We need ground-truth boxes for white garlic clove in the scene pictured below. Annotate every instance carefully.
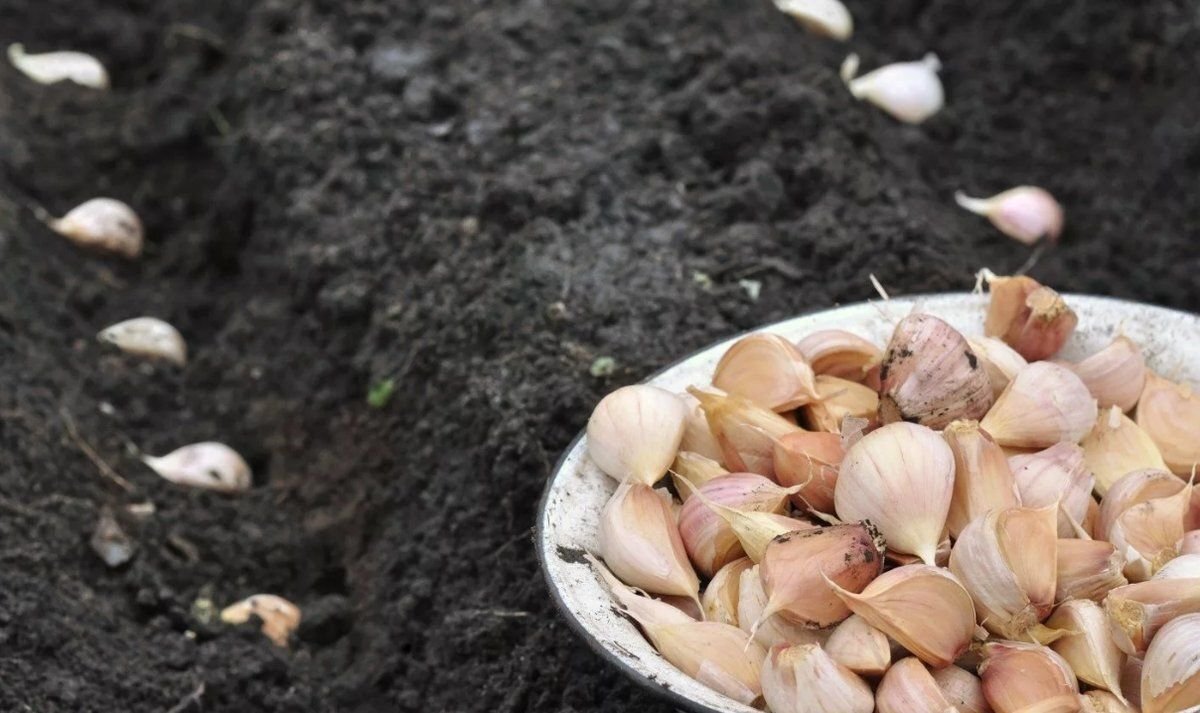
[220,594,301,647]
[955,186,1064,245]
[737,564,830,650]
[1080,690,1137,713]
[1099,469,1184,539]
[1136,372,1200,476]
[825,614,891,677]
[979,641,1080,713]
[967,336,1028,398]
[689,387,801,477]
[587,385,687,485]
[943,420,1020,539]
[795,329,882,384]
[1081,407,1168,496]
[843,53,944,124]
[984,275,1078,361]
[1154,554,1200,580]
[712,333,819,412]
[980,361,1098,448]
[142,442,251,493]
[97,317,187,367]
[7,43,109,89]
[1106,482,1190,582]
[761,643,875,713]
[1046,599,1127,701]
[702,557,752,626]
[801,375,879,433]
[876,657,956,713]
[879,314,994,429]
[772,0,853,40]
[1056,538,1128,604]
[1009,442,1096,537]
[1103,577,1200,656]
[599,482,699,603]
[1067,336,1147,412]
[773,430,844,515]
[1142,613,1200,713]
[1180,530,1200,555]
[49,198,143,259]
[931,665,990,713]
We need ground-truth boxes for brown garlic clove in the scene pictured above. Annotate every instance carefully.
[1104,578,1200,656]
[876,657,956,713]
[801,375,879,433]
[1067,336,1147,412]
[795,329,882,384]
[825,614,891,677]
[1046,600,1127,701]
[984,275,1078,361]
[980,361,1098,448]
[1009,442,1096,537]
[762,643,874,713]
[599,482,699,603]
[967,336,1028,398]
[931,665,991,713]
[1056,538,1128,604]
[1081,406,1168,496]
[49,198,143,259]
[220,594,301,647]
[773,430,843,514]
[737,564,831,650]
[1136,372,1200,476]
[676,473,795,577]
[979,641,1080,713]
[587,385,688,485]
[689,388,801,477]
[702,557,753,627]
[712,333,819,412]
[943,420,1020,539]
[1141,613,1200,713]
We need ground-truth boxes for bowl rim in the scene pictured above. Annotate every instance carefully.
[534,290,1198,713]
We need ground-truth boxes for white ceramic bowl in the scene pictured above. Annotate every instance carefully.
[536,292,1198,713]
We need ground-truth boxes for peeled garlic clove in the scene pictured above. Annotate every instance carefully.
[1137,372,1200,476]
[1081,407,1168,495]
[828,564,976,668]
[843,53,944,124]
[1080,690,1137,713]
[802,375,879,433]
[599,482,699,602]
[931,665,991,713]
[949,505,1059,640]
[876,657,956,713]
[98,317,187,367]
[1107,484,1190,582]
[1066,336,1147,412]
[762,643,875,713]
[677,473,794,577]
[980,362,1097,448]
[7,43,109,88]
[712,333,819,412]
[979,641,1080,713]
[142,442,251,492]
[878,314,994,429]
[836,422,954,565]
[955,186,1064,245]
[984,275,1078,361]
[967,336,1029,398]
[1154,554,1200,580]
[670,451,728,499]
[773,431,843,514]
[772,0,852,40]
[738,564,830,649]
[825,614,891,677]
[795,329,882,384]
[690,387,800,476]
[220,594,301,647]
[587,385,687,485]
[1047,600,1127,700]
[1103,578,1200,656]
[1056,539,1128,604]
[1009,442,1096,537]
[703,557,752,626]
[49,198,144,259]
[944,420,1020,538]
[1100,469,1184,539]
[1141,613,1200,713]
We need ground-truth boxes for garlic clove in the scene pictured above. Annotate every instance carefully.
[142,442,251,493]
[1141,613,1200,713]
[772,0,853,40]
[1103,578,1200,656]
[980,361,1098,448]
[773,430,843,514]
[679,392,726,462]
[679,478,814,563]
[1121,657,1145,711]
[949,505,1059,640]
[967,336,1029,398]
[984,275,1078,361]
[955,186,1064,245]
[670,451,728,499]
[1136,372,1200,476]
[1100,469,1184,539]
[599,483,699,602]
[885,537,952,568]
[878,314,994,429]
[1046,599,1127,701]
[931,665,991,713]
[828,564,976,668]
[689,387,801,477]
[49,198,144,259]
[836,421,955,565]
[587,385,687,485]
[737,564,830,649]
[944,420,1020,538]
[1066,336,1147,412]
[677,473,795,577]
[703,557,753,626]
[1153,554,1200,580]
[1081,407,1168,495]
[801,375,879,433]
[843,53,944,124]
[1107,483,1190,582]
[712,333,819,412]
[1181,530,1200,555]
[761,643,875,713]
[220,594,301,647]
[7,43,109,89]
[979,641,1080,713]
[1080,690,1137,713]
[1009,442,1096,537]
[825,614,891,677]
[1056,538,1128,604]
[98,317,187,367]
[795,329,882,384]
[876,657,956,713]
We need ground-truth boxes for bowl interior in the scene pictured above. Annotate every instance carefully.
[536,292,1199,713]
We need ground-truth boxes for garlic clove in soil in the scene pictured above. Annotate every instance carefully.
[1141,613,1200,713]
[980,361,1098,448]
[979,641,1080,713]
[676,473,795,577]
[689,387,801,477]
[878,313,994,429]
[1099,469,1185,540]
[943,419,1020,539]
[772,0,853,41]
[875,657,956,713]
[679,392,726,463]
[1103,577,1200,656]
[702,557,753,626]
[587,385,687,485]
[220,594,301,647]
[711,333,819,412]
[836,422,955,565]
[1082,407,1168,495]
[795,329,882,384]
[1046,599,1127,701]
[599,482,699,602]
[761,643,875,713]
[931,665,990,713]
[984,274,1078,361]
[7,43,109,88]
[824,614,891,677]
[801,375,879,433]
[955,186,1064,245]
[670,451,728,499]
[49,198,144,259]
[97,317,187,367]
[737,564,830,649]
[1055,538,1128,604]
[773,430,843,515]
[1067,336,1147,412]
[1136,372,1200,476]
[967,336,1028,398]
[1009,442,1096,537]
[842,53,944,124]
[142,442,251,493]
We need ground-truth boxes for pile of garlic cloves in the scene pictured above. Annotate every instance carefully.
[584,276,1200,713]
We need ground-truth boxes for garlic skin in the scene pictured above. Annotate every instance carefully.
[761,643,875,713]
[98,317,187,367]
[587,385,687,485]
[772,0,853,40]
[1055,539,1128,604]
[670,451,728,499]
[1080,691,1137,713]
[1136,372,1200,476]
[931,666,991,713]
[1141,613,1200,713]
[142,442,251,492]
[1082,407,1168,496]
[1099,469,1185,540]
[944,420,1020,538]
[712,333,819,412]
[1180,530,1200,555]
[795,329,882,384]
[1155,554,1200,580]
[702,557,752,626]
[738,564,830,649]
[836,422,954,565]
[967,336,1029,398]
[690,388,800,477]
[843,53,944,124]
[1067,336,1147,412]
[220,594,301,647]
[7,43,109,89]
[677,473,793,577]
[599,483,699,602]
[979,641,1080,713]
[825,614,891,677]
[980,362,1098,448]
[802,375,879,433]
[679,392,725,462]
[774,431,843,514]
[1106,483,1190,582]
[1009,442,1096,537]
[876,657,955,713]
[955,186,1064,245]
[1103,578,1200,656]
[878,314,994,429]
[50,198,144,259]
[984,275,1078,361]
[1046,600,1127,700]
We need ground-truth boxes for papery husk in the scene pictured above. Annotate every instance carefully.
[875,657,955,713]
[679,392,726,462]
[968,336,1028,399]
[802,375,880,433]
[670,451,728,499]
[702,557,753,626]
[1046,600,1127,701]
[1107,483,1191,582]
[599,482,700,602]
[1121,657,1144,711]
[1081,406,1168,495]
[1141,613,1200,713]
[676,473,794,577]
[1009,442,1094,538]
[1137,372,1200,476]
[944,420,1020,538]
[1103,577,1200,656]
[1055,539,1128,603]
[1079,690,1136,713]
[795,329,882,384]
[690,387,802,477]
[712,333,820,411]
[980,362,1098,448]
[762,643,875,713]
[1068,336,1146,412]
[979,640,1081,713]
[825,614,891,677]
[773,430,843,514]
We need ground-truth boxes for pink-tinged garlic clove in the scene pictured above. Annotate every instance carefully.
[1104,578,1200,657]
[1082,407,1168,496]
[979,641,1080,713]
[1056,538,1128,604]
[1136,372,1200,476]
[1009,442,1095,537]
[980,362,1097,448]
[984,275,1078,361]
[676,473,794,577]
[587,385,687,485]
[943,420,1020,539]
[876,657,956,713]
[737,564,831,650]
[1141,613,1200,713]
[712,333,819,412]
[825,614,891,677]
[689,388,801,477]
[955,186,1064,245]
[773,430,843,515]
[801,375,879,433]
[761,643,875,713]
[795,329,882,384]
[931,665,991,713]
[598,482,699,603]
[1067,336,1147,412]
[967,336,1028,398]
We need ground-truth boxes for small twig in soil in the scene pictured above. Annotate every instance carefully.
[456,609,531,619]
[165,23,227,51]
[59,408,135,493]
[166,682,205,713]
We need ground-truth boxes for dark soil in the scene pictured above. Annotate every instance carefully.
[0,0,1197,710]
